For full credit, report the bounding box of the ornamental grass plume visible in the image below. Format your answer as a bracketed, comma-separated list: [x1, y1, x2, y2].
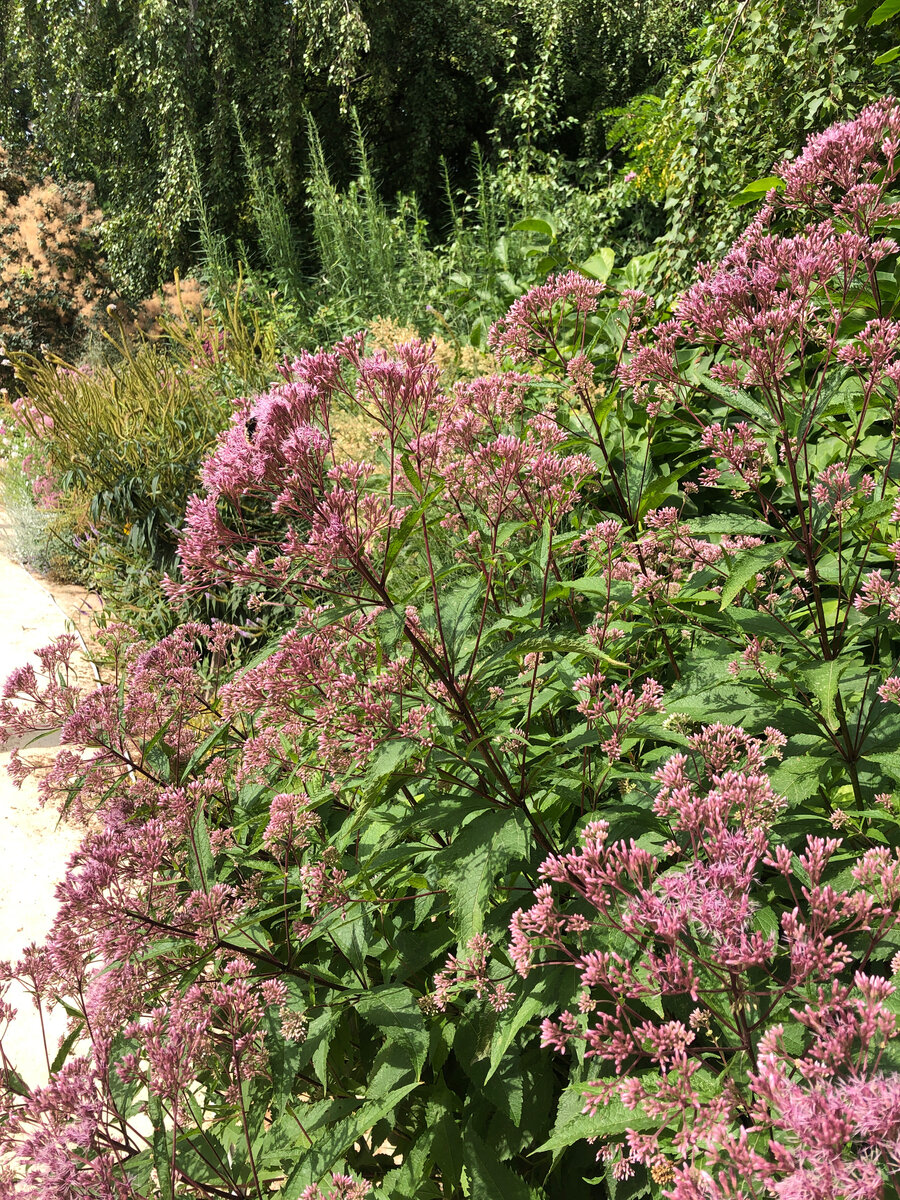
[510, 724, 900, 1197]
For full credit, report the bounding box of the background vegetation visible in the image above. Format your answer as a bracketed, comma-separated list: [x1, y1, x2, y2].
[2, 1, 900, 1197]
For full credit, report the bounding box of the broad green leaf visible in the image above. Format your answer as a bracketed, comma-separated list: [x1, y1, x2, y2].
[282, 1082, 420, 1197]
[535, 1082, 654, 1166]
[486, 978, 555, 1082]
[428, 1097, 465, 1191]
[439, 810, 527, 945]
[875, 44, 900, 61]
[1, 1064, 30, 1098]
[768, 753, 831, 803]
[869, 0, 900, 24]
[351, 738, 419, 828]
[801, 659, 851, 727]
[147, 1094, 173, 1198]
[696, 371, 772, 422]
[513, 216, 558, 238]
[720, 543, 788, 609]
[580, 248, 615, 281]
[729, 176, 785, 206]
[357, 986, 429, 1088]
[382, 485, 444, 575]
[688, 515, 773, 536]
[187, 802, 215, 892]
[868, 751, 900, 782]
[307, 1009, 341, 1090]
[464, 1127, 543, 1199]
[440, 578, 484, 663]
[50, 1023, 84, 1075]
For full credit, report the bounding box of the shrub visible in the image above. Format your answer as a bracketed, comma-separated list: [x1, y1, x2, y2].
[2, 100, 900, 1197]
[0, 145, 118, 373]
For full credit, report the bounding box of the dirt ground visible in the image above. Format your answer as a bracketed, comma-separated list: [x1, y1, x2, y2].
[0, 511, 100, 1088]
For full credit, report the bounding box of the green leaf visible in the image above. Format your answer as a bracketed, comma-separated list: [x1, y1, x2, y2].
[729, 176, 785, 206]
[869, 0, 900, 24]
[350, 738, 419, 829]
[688, 515, 773, 537]
[536, 1085, 654, 1155]
[513, 217, 558, 239]
[868, 751, 900, 782]
[580, 248, 615, 281]
[440, 578, 484, 663]
[875, 44, 900, 61]
[464, 1126, 543, 1199]
[427, 1091, 465, 1190]
[187, 802, 215, 893]
[695, 371, 772, 422]
[147, 1094, 173, 1198]
[50, 1022, 84, 1074]
[439, 810, 527, 945]
[357, 986, 429, 1090]
[487, 974, 557, 1081]
[768, 753, 830, 803]
[383, 485, 444, 576]
[1, 1064, 31, 1098]
[720, 543, 788, 609]
[282, 1083, 420, 1197]
[801, 660, 851, 727]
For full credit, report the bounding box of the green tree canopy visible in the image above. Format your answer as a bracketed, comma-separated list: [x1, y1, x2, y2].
[0, 0, 700, 294]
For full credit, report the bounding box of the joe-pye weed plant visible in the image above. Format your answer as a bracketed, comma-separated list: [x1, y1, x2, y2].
[2, 101, 900, 1197]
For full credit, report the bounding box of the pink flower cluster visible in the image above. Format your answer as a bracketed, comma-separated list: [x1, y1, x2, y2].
[617, 98, 900, 526]
[300, 1174, 371, 1200]
[573, 673, 664, 760]
[488, 271, 605, 363]
[171, 332, 596, 613]
[432, 933, 514, 1013]
[0, 625, 361, 1192]
[509, 723, 900, 1196]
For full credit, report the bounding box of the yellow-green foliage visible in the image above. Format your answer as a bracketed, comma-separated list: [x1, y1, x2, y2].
[5, 281, 280, 566]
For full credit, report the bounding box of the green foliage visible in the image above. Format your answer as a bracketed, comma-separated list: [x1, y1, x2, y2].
[0, 0, 702, 297]
[3, 283, 279, 630]
[604, 0, 900, 292]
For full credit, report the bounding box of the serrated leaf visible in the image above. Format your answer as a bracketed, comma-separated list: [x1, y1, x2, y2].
[382, 485, 443, 575]
[282, 1083, 420, 1197]
[720, 543, 788, 609]
[868, 751, 900, 782]
[688, 515, 773, 536]
[536, 1086, 654, 1154]
[440, 578, 484, 663]
[1, 1064, 30, 1098]
[695, 371, 772, 422]
[50, 1023, 84, 1074]
[801, 659, 851, 727]
[464, 1126, 543, 1199]
[486, 974, 556, 1081]
[187, 802, 215, 892]
[147, 1094, 173, 1198]
[357, 986, 429, 1089]
[768, 754, 830, 803]
[439, 810, 527, 945]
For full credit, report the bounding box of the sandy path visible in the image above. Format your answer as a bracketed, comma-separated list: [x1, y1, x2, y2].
[0, 515, 95, 1088]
